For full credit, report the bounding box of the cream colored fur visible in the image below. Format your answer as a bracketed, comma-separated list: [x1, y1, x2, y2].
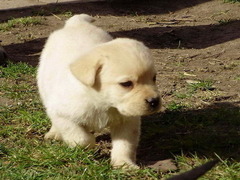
[37, 14, 161, 168]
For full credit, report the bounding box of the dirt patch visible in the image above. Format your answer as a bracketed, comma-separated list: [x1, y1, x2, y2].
[1, 0, 240, 165]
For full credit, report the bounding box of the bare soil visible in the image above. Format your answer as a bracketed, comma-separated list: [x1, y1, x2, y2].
[1, 0, 240, 168]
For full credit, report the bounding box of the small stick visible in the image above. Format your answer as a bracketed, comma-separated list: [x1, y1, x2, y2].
[167, 160, 219, 180]
[51, 13, 62, 20]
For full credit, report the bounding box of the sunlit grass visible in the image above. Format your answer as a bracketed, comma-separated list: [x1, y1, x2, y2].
[0, 17, 42, 32]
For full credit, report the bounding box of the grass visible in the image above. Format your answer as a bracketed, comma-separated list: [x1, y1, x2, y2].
[217, 18, 239, 26]
[224, 0, 240, 2]
[63, 11, 74, 18]
[0, 62, 36, 78]
[167, 101, 187, 111]
[187, 80, 215, 92]
[218, 19, 231, 25]
[1, 62, 240, 179]
[235, 75, 240, 81]
[32, 8, 73, 18]
[171, 79, 218, 107]
[0, 62, 162, 179]
[0, 17, 42, 32]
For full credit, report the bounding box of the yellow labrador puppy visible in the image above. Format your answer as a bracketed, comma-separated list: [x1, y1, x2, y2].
[37, 14, 161, 168]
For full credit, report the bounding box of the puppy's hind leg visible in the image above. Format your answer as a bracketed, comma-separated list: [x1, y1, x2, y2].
[52, 117, 96, 148]
[110, 117, 141, 169]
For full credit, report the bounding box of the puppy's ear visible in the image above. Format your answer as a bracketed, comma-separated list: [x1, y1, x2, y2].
[70, 52, 103, 86]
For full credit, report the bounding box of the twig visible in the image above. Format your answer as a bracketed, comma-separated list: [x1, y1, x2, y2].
[51, 13, 62, 20]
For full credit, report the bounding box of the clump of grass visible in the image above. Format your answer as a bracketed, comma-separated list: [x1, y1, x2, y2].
[0, 61, 36, 78]
[0, 62, 37, 102]
[188, 80, 215, 92]
[0, 144, 9, 156]
[32, 9, 49, 16]
[235, 75, 240, 80]
[0, 17, 42, 32]
[174, 92, 189, 99]
[217, 18, 237, 26]
[218, 19, 231, 25]
[223, 0, 240, 3]
[62, 11, 73, 18]
[223, 62, 238, 70]
[167, 101, 187, 111]
[174, 154, 240, 180]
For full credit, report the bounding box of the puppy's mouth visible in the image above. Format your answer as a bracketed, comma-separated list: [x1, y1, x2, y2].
[117, 105, 161, 117]
[144, 106, 161, 116]
[148, 107, 161, 114]
[115, 97, 162, 117]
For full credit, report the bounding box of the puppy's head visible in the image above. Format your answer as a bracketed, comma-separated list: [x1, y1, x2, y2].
[70, 38, 161, 116]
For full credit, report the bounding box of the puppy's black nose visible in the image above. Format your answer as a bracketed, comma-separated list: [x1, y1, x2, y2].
[145, 97, 160, 109]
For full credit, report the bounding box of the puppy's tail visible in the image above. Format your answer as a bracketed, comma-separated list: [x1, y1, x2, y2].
[65, 14, 95, 27]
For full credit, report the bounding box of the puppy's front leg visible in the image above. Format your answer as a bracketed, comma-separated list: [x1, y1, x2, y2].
[110, 117, 141, 169]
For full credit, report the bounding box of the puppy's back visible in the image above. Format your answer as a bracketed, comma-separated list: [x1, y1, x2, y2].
[40, 14, 112, 66]
[37, 14, 112, 106]
[65, 14, 95, 27]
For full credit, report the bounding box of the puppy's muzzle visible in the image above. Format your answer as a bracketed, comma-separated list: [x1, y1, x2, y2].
[145, 96, 161, 111]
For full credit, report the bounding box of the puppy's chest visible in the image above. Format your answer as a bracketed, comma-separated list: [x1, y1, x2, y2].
[77, 107, 121, 132]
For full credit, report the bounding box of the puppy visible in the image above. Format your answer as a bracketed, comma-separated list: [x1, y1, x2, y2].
[37, 14, 161, 168]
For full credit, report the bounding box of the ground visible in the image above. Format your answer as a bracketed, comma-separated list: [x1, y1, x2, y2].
[0, 0, 240, 179]
[1, 0, 240, 104]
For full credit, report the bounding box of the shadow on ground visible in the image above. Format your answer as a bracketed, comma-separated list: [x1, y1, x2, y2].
[2, 0, 240, 65]
[0, 0, 212, 20]
[4, 18, 240, 65]
[4, 38, 45, 66]
[137, 101, 240, 165]
[112, 20, 240, 49]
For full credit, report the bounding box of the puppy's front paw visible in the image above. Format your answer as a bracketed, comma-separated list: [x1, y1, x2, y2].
[111, 160, 139, 170]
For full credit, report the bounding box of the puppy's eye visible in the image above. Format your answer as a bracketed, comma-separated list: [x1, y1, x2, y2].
[119, 81, 133, 88]
[153, 75, 157, 82]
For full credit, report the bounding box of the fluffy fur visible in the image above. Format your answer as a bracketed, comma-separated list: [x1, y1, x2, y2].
[37, 14, 161, 168]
